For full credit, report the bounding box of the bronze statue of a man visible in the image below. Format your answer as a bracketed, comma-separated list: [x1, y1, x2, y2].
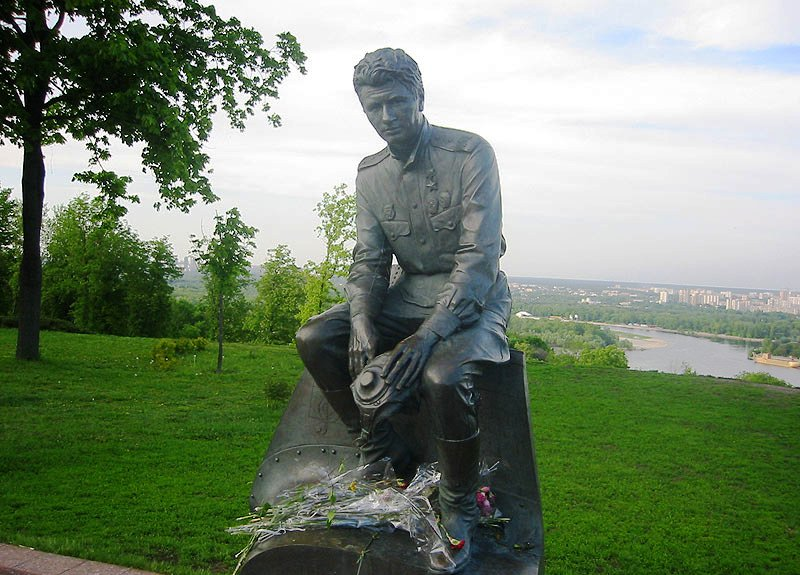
[296, 47, 511, 573]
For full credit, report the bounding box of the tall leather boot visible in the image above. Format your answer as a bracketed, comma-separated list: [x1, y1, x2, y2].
[431, 431, 480, 574]
[359, 420, 415, 480]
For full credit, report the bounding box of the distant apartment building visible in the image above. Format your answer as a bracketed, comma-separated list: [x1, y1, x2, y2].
[177, 256, 198, 273]
[508, 279, 800, 317]
[727, 298, 750, 311]
[689, 292, 704, 306]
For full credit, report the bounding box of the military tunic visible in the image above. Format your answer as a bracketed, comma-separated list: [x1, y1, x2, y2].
[296, 119, 511, 440]
[345, 120, 511, 365]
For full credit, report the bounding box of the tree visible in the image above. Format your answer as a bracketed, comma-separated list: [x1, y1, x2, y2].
[297, 184, 356, 324]
[0, 186, 22, 315]
[168, 298, 204, 339]
[41, 193, 180, 336]
[1, 2, 306, 359]
[191, 208, 256, 373]
[248, 244, 305, 344]
[124, 236, 182, 337]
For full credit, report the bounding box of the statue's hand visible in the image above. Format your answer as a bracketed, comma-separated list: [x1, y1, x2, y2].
[349, 314, 379, 378]
[382, 327, 440, 390]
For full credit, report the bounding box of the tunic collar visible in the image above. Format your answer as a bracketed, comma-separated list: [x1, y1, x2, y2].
[388, 118, 430, 170]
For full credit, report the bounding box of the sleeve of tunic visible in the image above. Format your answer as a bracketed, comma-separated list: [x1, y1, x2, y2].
[344, 177, 393, 319]
[422, 141, 503, 339]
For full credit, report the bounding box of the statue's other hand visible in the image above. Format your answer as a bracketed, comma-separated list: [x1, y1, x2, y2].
[349, 315, 379, 378]
[383, 327, 440, 390]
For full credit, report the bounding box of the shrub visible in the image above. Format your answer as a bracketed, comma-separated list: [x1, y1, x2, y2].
[264, 379, 293, 406]
[735, 371, 789, 387]
[178, 324, 202, 339]
[152, 339, 179, 371]
[548, 353, 576, 367]
[151, 337, 209, 370]
[173, 337, 208, 355]
[509, 333, 550, 362]
[576, 345, 629, 368]
[0, 316, 82, 332]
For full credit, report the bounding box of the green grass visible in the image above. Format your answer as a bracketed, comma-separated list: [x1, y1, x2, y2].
[1, 328, 799, 574]
[529, 364, 799, 574]
[0, 328, 302, 575]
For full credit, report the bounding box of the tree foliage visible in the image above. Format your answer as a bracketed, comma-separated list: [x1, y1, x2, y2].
[507, 333, 551, 361]
[758, 338, 800, 358]
[191, 207, 256, 372]
[509, 316, 619, 352]
[514, 301, 800, 343]
[248, 244, 305, 344]
[297, 184, 356, 324]
[41, 193, 179, 336]
[735, 371, 789, 387]
[576, 345, 629, 368]
[0, 0, 305, 359]
[167, 297, 204, 339]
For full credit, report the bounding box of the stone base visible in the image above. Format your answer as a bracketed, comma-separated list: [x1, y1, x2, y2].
[244, 350, 544, 574]
[241, 528, 541, 575]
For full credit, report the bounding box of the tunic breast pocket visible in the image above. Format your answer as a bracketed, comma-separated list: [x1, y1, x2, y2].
[430, 205, 461, 232]
[382, 220, 411, 242]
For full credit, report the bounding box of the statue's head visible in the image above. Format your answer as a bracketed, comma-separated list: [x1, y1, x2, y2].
[353, 48, 425, 152]
[353, 48, 424, 106]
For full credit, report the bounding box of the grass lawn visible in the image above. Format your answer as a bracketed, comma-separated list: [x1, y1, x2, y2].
[1, 327, 799, 574]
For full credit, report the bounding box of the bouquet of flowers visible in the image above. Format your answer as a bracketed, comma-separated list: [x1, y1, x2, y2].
[228, 460, 504, 574]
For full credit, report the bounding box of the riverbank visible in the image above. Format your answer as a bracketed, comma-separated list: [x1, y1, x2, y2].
[591, 321, 763, 345]
[613, 331, 668, 350]
[615, 325, 800, 387]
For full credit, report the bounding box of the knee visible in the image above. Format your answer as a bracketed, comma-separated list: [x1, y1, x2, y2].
[296, 305, 349, 363]
[421, 358, 462, 395]
[295, 320, 322, 361]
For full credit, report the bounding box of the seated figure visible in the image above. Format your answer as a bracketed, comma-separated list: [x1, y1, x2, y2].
[296, 47, 511, 574]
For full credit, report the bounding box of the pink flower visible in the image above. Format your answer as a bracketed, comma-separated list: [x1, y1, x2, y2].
[476, 486, 496, 517]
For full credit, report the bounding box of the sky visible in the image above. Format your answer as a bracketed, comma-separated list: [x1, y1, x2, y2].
[1, 0, 799, 290]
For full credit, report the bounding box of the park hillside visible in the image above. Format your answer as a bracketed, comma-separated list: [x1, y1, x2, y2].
[1, 327, 798, 575]
[2, 4, 798, 574]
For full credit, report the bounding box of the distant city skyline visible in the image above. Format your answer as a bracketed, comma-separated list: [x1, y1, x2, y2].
[2, 1, 799, 290]
[509, 278, 800, 316]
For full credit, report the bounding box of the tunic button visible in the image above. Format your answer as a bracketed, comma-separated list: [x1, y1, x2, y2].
[412, 203, 418, 209]
[419, 237, 426, 244]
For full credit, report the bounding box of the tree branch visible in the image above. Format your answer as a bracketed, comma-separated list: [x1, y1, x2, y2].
[0, 13, 25, 37]
[50, 6, 66, 34]
[43, 92, 73, 110]
[0, 114, 17, 132]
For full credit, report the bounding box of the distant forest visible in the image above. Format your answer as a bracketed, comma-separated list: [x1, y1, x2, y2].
[512, 302, 800, 357]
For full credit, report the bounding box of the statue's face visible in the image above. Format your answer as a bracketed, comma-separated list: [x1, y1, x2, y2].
[357, 80, 424, 150]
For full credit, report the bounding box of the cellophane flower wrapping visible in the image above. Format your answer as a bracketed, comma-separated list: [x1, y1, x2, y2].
[228, 460, 457, 573]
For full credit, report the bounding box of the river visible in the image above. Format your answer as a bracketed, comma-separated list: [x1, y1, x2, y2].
[611, 326, 800, 388]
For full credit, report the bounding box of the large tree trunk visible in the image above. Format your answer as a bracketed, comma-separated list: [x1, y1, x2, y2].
[16, 5, 49, 360]
[16, 140, 45, 360]
[216, 290, 224, 373]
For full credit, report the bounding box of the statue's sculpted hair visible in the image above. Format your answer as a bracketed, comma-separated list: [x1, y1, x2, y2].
[353, 48, 424, 106]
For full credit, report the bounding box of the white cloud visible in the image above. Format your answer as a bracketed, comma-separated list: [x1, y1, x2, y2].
[662, 0, 800, 50]
[2, 0, 798, 288]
